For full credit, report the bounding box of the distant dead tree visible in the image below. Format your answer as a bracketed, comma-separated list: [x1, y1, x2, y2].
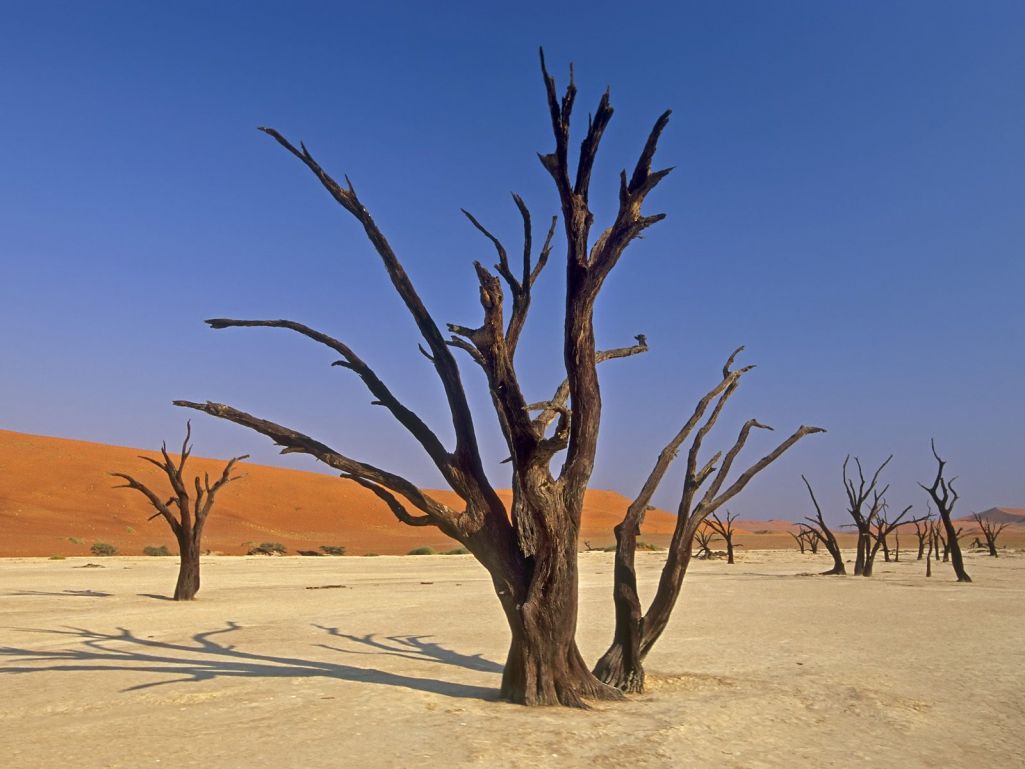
[919, 441, 971, 583]
[799, 524, 821, 554]
[925, 520, 936, 577]
[592, 349, 823, 692]
[912, 511, 933, 560]
[842, 455, 892, 576]
[790, 529, 808, 554]
[707, 510, 740, 564]
[111, 423, 246, 600]
[971, 513, 1008, 557]
[864, 505, 924, 576]
[171, 55, 820, 706]
[800, 475, 845, 575]
[694, 526, 718, 559]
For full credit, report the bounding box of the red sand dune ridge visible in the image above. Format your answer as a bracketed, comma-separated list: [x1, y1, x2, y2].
[3, 429, 1020, 557]
[0, 429, 684, 557]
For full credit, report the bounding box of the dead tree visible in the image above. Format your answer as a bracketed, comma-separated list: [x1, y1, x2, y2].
[842, 455, 892, 575]
[971, 513, 1008, 557]
[172, 54, 720, 707]
[912, 511, 933, 560]
[790, 530, 807, 554]
[799, 525, 821, 554]
[707, 510, 741, 564]
[800, 475, 845, 575]
[694, 526, 718, 559]
[919, 441, 971, 583]
[591, 350, 822, 692]
[939, 525, 963, 562]
[111, 423, 246, 600]
[864, 506, 925, 576]
[925, 521, 935, 577]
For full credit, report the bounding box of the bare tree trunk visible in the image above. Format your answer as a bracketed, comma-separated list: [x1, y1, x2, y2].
[801, 476, 845, 575]
[174, 536, 201, 601]
[921, 442, 971, 583]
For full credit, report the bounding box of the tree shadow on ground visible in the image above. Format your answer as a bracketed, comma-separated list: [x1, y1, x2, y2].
[0, 623, 499, 701]
[8, 590, 112, 597]
[314, 626, 504, 674]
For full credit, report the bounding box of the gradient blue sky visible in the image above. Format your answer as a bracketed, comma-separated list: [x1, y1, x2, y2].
[1, 1, 1022, 524]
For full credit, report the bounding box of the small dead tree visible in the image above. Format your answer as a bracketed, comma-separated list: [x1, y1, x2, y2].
[694, 526, 718, 559]
[912, 511, 933, 560]
[707, 510, 740, 564]
[800, 475, 845, 575]
[111, 423, 246, 600]
[971, 513, 1009, 557]
[925, 520, 935, 577]
[799, 525, 821, 554]
[865, 505, 925, 576]
[592, 349, 823, 692]
[842, 455, 892, 576]
[790, 529, 807, 554]
[919, 441, 971, 583]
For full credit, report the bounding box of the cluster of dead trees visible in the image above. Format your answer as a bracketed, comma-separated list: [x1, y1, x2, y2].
[794, 442, 994, 583]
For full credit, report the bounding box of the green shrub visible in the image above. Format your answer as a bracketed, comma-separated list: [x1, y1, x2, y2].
[143, 545, 172, 556]
[443, 547, 469, 555]
[407, 546, 436, 556]
[90, 542, 118, 557]
[319, 545, 346, 556]
[248, 542, 287, 555]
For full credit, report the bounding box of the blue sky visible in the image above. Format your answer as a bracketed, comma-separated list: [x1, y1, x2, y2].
[1, 1, 1022, 524]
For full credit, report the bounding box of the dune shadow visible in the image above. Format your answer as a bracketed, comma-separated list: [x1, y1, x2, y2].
[8, 589, 112, 598]
[0, 623, 499, 701]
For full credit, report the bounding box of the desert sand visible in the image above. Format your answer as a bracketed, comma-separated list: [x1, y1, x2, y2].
[2, 549, 1023, 769]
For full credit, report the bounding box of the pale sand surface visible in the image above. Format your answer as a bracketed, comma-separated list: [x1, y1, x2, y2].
[2, 550, 1023, 769]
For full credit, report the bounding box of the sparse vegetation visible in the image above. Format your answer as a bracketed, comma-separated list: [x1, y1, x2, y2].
[319, 545, 346, 556]
[248, 542, 287, 556]
[68, 537, 83, 544]
[443, 547, 470, 555]
[143, 545, 172, 556]
[407, 546, 436, 556]
[90, 542, 117, 556]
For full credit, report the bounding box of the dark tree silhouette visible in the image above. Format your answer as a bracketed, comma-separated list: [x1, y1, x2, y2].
[841, 455, 892, 576]
[789, 530, 807, 554]
[111, 423, 246, 600]
[707, 510, 741, 564]
[800, 475, 845, 575]
[168, 54, 813, 707]
[912, 511, 933, 560]
[864, 505, 924, 576]
[920, 442, 971, 583]
[971, 513, 1008, 557]
[589, 351, 822, 693]
[694, 526, 718, 559]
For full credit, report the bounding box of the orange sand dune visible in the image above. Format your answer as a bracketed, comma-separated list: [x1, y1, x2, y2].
[0, 429, 679, 557]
